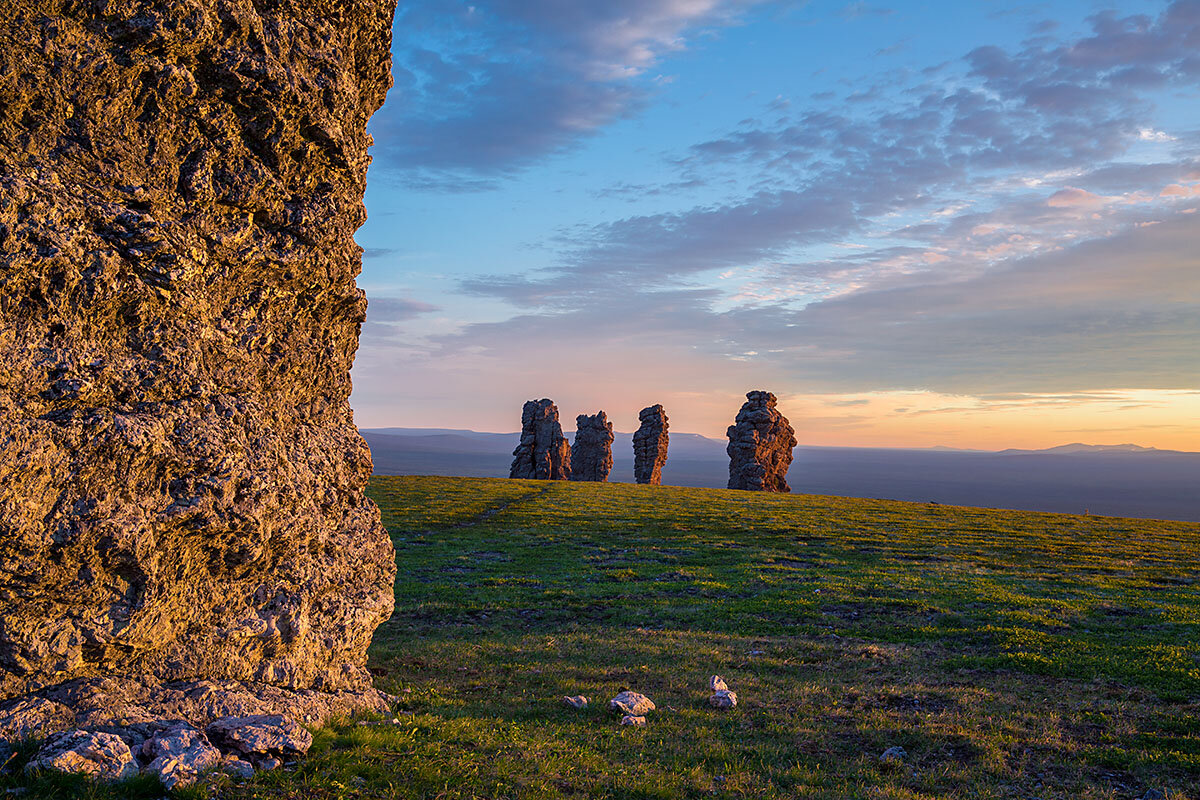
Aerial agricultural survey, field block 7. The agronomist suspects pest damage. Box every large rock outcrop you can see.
[510,399,571,480]
[632,405,669,485]
[571,411,614,482]
[726,391,797,492]
[0,0,399,729]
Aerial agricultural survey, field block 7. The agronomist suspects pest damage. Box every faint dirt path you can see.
[453,481,557,528]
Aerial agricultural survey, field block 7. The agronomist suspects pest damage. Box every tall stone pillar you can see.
[510,399,572,480]
[0,0,399,731]
[633,405,669,485]
[571,412,614,482]
[726,391,797,492]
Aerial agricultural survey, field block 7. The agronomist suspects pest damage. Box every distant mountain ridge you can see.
[997,442,1187,456]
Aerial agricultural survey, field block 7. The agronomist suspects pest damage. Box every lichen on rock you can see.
[0,0,399,730]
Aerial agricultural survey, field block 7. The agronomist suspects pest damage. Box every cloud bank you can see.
[356,1,1200,445]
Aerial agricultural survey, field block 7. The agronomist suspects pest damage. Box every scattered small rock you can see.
[708,690,738,709]
[609,691,655,716]
[620,715,646,727]
[879,745,907,765]
[356,717,402,727]
[25,729,139,782]
[258,756,282,770]
[1141,790,1165,800]
[707,675,738,709]
[562,696,589,710]
[141,722,221,790]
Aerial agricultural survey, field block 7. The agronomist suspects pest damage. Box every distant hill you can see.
[360,429,1200,522]
[997,442,1181,456]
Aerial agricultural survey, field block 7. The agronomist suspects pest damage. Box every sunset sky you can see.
[351,0,1200,450]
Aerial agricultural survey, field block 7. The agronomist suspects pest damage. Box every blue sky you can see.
[351,0,1200,449]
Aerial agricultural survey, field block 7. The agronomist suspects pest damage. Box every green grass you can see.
[5,476,1199,799]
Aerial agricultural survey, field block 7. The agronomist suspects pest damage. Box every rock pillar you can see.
[726,391,797,492]
[0,0,399,730]
[571,412,615,482]
[632,405,669,485]
[510,399,572,480]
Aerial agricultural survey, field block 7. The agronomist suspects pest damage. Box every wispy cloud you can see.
[456,1,1200,314]
[371,0,766,186]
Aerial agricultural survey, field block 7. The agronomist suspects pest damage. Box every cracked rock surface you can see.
[21,713,320,788]
[141,722,222,790]
[206,713,312,761]
[0,0,398,727]
[25,730,139,783]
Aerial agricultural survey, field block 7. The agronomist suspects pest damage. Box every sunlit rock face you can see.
[510,399,572,480]
[0,0,398,713]
[632,405,669,485]
[726,391,797,492]
[571,412,614,482]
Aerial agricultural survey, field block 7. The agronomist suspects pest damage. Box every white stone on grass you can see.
[609,691,655,716]
[708,690,738,709]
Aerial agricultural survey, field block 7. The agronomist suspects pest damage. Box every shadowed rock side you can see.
[633,405,669,485]
[0,0,399,729]
[726,391,797,492]
[571,412,614,482]
[510,399,572,480]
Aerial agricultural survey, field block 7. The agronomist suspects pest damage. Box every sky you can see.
[350,0,1200,450]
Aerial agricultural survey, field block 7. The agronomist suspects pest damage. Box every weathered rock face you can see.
[632,405,669,485]
[726,391,797,492]
[0,0,398,723]
[510,399,572,480]
[571,412,614,482]
[0,676,387,740]
[25,729,140,782]
[140,722,223,790]
[17,713,320,787]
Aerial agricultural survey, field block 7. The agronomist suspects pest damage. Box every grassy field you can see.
[7,476,1200,799]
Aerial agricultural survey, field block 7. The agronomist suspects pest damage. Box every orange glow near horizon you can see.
[768,389,1200,451]
[356,384,1200,453]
